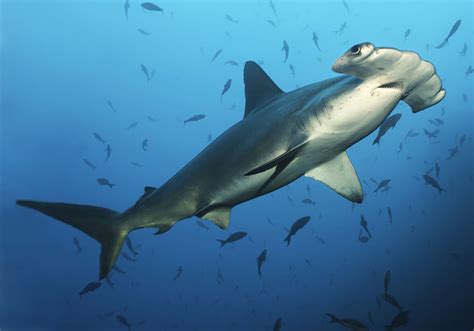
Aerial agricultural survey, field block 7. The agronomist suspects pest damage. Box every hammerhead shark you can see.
[17,43,445,279]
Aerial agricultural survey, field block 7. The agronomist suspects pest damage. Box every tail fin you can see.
[217,240,226,248]
[284,235,291,246]
[17,200,130,280]
[326,313,339,323]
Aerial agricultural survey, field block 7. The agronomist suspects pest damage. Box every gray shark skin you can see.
[16,43,445,279]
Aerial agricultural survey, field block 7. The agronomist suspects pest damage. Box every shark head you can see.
[332,42,445,112]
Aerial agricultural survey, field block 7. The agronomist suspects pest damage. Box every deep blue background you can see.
[1,1,473,330]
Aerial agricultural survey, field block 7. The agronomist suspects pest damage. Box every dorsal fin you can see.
[244,61,284,118]
[134,186,157,207]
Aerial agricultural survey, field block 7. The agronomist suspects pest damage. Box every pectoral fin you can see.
[306,152,363,203]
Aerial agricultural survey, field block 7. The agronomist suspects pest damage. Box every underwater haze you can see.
[1,0,473,330]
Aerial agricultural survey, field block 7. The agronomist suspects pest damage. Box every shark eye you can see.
[350,44,361,55]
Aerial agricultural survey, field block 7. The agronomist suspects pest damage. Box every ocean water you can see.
[1,1,473,330]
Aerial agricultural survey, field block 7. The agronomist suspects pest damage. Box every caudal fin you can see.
[326,313,339,323]
[217,239,227,248]
[16,200,130,280]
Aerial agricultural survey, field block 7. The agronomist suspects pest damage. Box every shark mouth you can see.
[377,81,404,90]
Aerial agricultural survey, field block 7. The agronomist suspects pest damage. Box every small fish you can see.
[423,128,439,139]
[387,207,393,224]
[284,216,310,246]
[382,293,403,312]
[107,100,117,112]
[113,265,126,275]
[116,314,132,331]
[386,310,410,331]
[104,144,111,162]
[289,64,295,77]
[459,134,466,147]
[266,217,275,227]
[126,122,138,130]
[79,281,102,299]
[269,0,277,16]
[141,64,150,82]
[207,134,212,142]
[326,313,368,331]
[196,220,209,230]
[360,214,372,238]
[422,174,445,193]
[147,115,158,122]
[173,266,183,280]
[83,158,96,170]
[141,2,163,13]
[257,249,267,278]
[384,270,391,294]
[312,32,321,51]
[137,28,151,35]
[225,60,238,66]
[282,40,289,63]
[73,237,82,254]
[459,43,467,56]
[435,162,440,178]
[301,198,316,206]
[142,139,148,151]
[404,28,411,40]
[465,65,474,77]
[315,235,326,244]
[267,20,276,28]
[124,0,130,20]
[225,14,238,23]
[125,237,138,256]
[374,179,391,192]
[220,79,232,103]
[273,318,282,331]
[397,142,403,154]
[131,162,143,167]
[373,114,402,145]
[97,178,115,189]
[335,22,347,34]
[217,231,247,247]
[93,132,107,144]
[342,0,351,13]
[306,184,311,196]
[433,19,461,49]
[184,114,205,124]
[210,49,223,63]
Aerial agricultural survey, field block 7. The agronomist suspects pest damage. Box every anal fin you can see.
[305,152,363,203]
[196,205,231,230]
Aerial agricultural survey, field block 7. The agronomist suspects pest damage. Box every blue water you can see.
[1,1,473,330]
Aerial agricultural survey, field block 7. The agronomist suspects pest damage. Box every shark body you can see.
[17,43,445,279]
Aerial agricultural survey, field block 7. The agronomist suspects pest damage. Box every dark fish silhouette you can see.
[97,178,115,189]
[116,314,132,331]
[73,237,82,254]
[335,22,347,34]
[184,114,205,124]
[342,0,351,13]
[207,134,212,142]
[374,179,391,192]
[125,237,138,256]
[269,0,277,16]
[210,49,222,63]
[281,40,289,63]
[422,174,445,193]
[465,65,474,77]
[284,216,310,246]
[131,162,143,167]
[147,115,158,122]
[289,64,295,77]
[113,265,126,275]
[273,317,282,331]
[435,162,440,178]
[423,128,439,139]
[137,29,151,35]
[225,14,238,23]
[141,2,163,12]
[124,0,130,20]
[257,249,267,278]
[126,122,138,130]
[142,139,148,151]
[386,310,410,331]
[387,207,393,224]
[404,29,411,40]
[173,266,183,280]
[301,198,316,206]
[382,293,403,312]
[373,114,402,145]
[267,20,276,28]
[397,142,403,154]
[217,231,247,247]
[93,132,106,144]
[79,281,101,299]
[107,100,117,112]
[433,19,461,49]
[83,158,96,170]
[326,314,368,331]
[225,60,238,66]
[104,144,111,162]
[312,32,321,51]
[459,43,467,56]
[360,214,372,238]
[384,270,391,294]
[141,64,150,82]
[459,134,466,147]
[220,79,232,103]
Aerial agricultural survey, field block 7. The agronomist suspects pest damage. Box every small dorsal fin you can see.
[244,61,284,118]
[144,186,157,195]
